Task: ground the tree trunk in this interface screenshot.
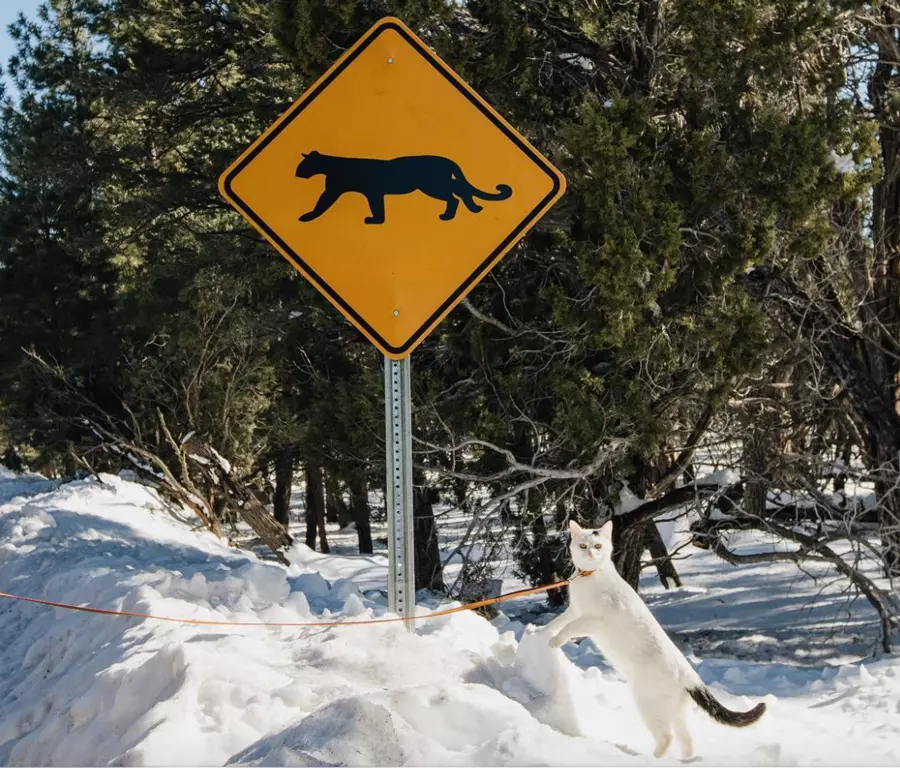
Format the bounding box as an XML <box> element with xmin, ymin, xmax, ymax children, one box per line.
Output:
<box><xmin>612</xmin><ymin>515</ymin><xmax>645</xmax><ymax>590</ymax></box>
<box><xmin>324</xmin><ymin>472</ymin><xmax>349</xmax><ymax>526</ymax></box>
<box><xmin>452</xmin><ymin>477</ymin><xmax>468</xmax><ymax>511</ymax></box>
<box><xmin>305</xmin><ymin>461</ymin><xmax>327</xmax><ymax>552</ymax></box>
<box><xmin>2</xmin><ymin>443</ymin><xmax>24</xmax><ymax>472</ymax></box>
<box><xmin>646</xmin><ymin>522</ymin><xmax>681</xmax><ymax>589</ymax></box>
<box><xmin>529</xmin><ymin>489</ymin><xmax>559</xmax><ymax>592</ymax></box>
<box><xmin>612</xmin><ymin>455</ymin><xmax>663</xmax><ymax>587</ymax></box>
<box><xmin>832</xmin><ymin>430</ymin><xmax>852</xmax><ymax>500</ymax></box>
<box><xmin>348</xmin><ymin>475</ymin><xmax>373</xmax><ymax>554</ymax></box>
<box><xmin>212</xmin><ymin>490</ymin><xmax>229</xmax><ymax>532</ymax></box>
<box><xmin>238</xmin><ymin>494</ymin><xmax>294</xmax><ymax>564</ymax></box>
<box><xmin>180</xmin><ymin>434</ymin><xmax>289</xmax><ymax>561</ymax></box>
<box><xmin>742</xmin><ymin>387</ymin><xmax>777</xmax><ymax>523</ymax></box>
<box><xmin>864</xmin><ymin>21</ymin><xmax>900</xmax><ymax>576</ymax></box>
<box><xmin>875</xmin><ymin>450</ymin><xmax>900</xmax><ymax>577</ymax></box>
<box><xmin>413</xmin><ymin>480</ymin><xmax>444</xmax><ymax>592</ymax></box>
<box><xmin>546</xmin><ymin>500</ymin><xmax>569</xmax><ymax>607</ymax></box>
<box><xmin>273</xmin><ymin>450</ymin><xmax>293</xmax><ymax>528</ymax></box>
<box><xmin>316</xmin><ymin>500</ymin><xmax>329</xmax><ymax>553</ymax></box>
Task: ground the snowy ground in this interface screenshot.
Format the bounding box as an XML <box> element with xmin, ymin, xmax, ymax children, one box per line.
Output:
<box><xmin>0</xmin><ymin>466</ymin><xmax>898</xmax><ymax>766</ymax></box>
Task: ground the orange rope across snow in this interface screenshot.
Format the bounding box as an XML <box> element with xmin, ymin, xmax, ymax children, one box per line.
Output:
<box><xmin>0</xmin><ymin>579</ymin><xmax>570</xmax><ymax>628</ymax></box>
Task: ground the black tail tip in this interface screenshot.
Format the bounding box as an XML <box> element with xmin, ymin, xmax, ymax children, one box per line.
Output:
<box><xmin>748</xmin><ymin>701</ymin><xmax>767</xmax><ymax>719</ymax></box>
<box><xmin>688</xmin><ymin>686</ymin><xmax>767</xmax><ymax>727</ymax></box>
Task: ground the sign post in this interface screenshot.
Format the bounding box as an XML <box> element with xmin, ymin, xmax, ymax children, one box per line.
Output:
<box><xmin>218</xmin><ymin>17</ymin><xmax>565</xmax><ymax>627</ymax></box>
<box><xmin>384</xmin><ymin>356</ymin><xmax>415</xmax><ymax>626</ymax></box>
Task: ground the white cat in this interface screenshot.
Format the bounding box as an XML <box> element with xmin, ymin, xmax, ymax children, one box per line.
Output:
<box><xmin>545</xmin><ymin>520</ymin><xmax>765</xmax><ymax>759</ymax></box>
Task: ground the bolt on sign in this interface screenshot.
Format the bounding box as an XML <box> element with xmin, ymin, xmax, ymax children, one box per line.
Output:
<box><xmin>218</xmin><ymin>17</ymin><xmax>565</xmax><ymax>359</ymax></box>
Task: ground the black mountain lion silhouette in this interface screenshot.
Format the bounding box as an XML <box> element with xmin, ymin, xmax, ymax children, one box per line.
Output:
<box><xmin>295</xmin><ymin>151</ymin><xmax>513</xmax><ymax>225</ymax></box>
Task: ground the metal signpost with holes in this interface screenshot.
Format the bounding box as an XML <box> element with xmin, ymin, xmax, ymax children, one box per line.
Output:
<box><xmin>218</xmin><ymin>17</ymin><xmax>565</xmax><ymax>628</ymax></box>
<box><xmin>384</xmin><ymin>358</ymin><xmax>415</xmax><ymax>625</ymax></box>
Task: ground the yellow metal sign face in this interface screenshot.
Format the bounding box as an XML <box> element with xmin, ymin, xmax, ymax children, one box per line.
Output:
<box><xmin>219</xmin><ymin>17</ymin><xmax>565</xmax><ymax>358</ymax></box>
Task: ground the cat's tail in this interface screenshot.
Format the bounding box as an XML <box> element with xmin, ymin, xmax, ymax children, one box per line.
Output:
<box><xmin>467</xmin><ymin>182</ymin><xmax>512</xmax><ymax>201</ymax></box>
<box><xmin>687</xmin><ymin>687</ymin><xmax>766</xmax><ymax>727</ymax></box>
<box><xmin>453</xmin><ymin>170</ymin><xmax>513</xmax><ymax>201</ymax></box>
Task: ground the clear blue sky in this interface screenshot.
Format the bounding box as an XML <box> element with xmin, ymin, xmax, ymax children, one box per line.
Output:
<box><xmin>0</xmin><ymin>1</ymin><xmax>42</xmax><ymax>74</ymax></box>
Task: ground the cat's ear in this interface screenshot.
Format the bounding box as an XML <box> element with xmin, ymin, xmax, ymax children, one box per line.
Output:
<box><xmin>568</xmin><ymin>519</ymin><xmax>583</xmax><ymax>536</ymax></box>
<box><xmin>301</xmin><ymin>152</ymin><xmax>309</xmax><ymax>158</ymax></box>
<box><xmin>599</xmin><ymin>519</ymin><xmax>613</xmax><ymax>539</ymax></box>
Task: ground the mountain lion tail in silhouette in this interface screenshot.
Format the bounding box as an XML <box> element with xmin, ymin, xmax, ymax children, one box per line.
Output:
<box><xmin>688</xmin><ymin>687</ymin><xmax>766</xmax><ymax>727</ymax></box>
<box><xmin>452</xmin><ymin>164</ymin><xmax>512</xmax><ymax>201</ymax></box>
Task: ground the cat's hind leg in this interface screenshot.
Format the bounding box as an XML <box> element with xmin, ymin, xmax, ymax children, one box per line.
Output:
<box><xmin>298</xmin><ymin>189</ymin><xmax>341</xmax><ymax>222</ymax></box>
<box><xmin>653</xmin><ymin>732</ymin><xmax>673</xmax><ymax>759</ymax></box>
<box><xmin>460</xmin><ymin>193</ymin><xmax>483</xmax><ymax>213</ymax></box>
<box><xmin>671</xmin><ymin>691</ymin><xmax>694</xmax><ymax>759</ymax></box>
<box><xmin>674</xmin><ymin>714</ymin><xmax>693</xmax><ymax>760</ymax></box>
<box><xmin>439</xmin><ymin>195</ymin><xmax>459</xmax><ymax>221</ymax></box>
<box><xmin>364</xmin><ymin>194</ymin><xmax>386</xmax><ymax>225</ymax></box>
<box><xmin>634</xmin><ymin>692</ymin><xmax>673</xmax><ymax>759</ymax></box>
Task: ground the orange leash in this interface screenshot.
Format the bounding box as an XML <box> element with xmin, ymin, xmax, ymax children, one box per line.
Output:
<box><xmin>0</xmin><ymin>579</ymin><xmax>570</xmax><ymax>628</ymax></box>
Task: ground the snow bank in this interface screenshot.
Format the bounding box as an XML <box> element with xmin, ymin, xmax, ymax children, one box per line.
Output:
<box><xmin>0</xmin><ymin>469</ymin><xmax>898</xmax><ymax>765</ymax></box>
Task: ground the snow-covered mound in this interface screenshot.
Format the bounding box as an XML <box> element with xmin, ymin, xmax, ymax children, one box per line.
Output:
<box><xmin>0</xmin><ymin>469</ymin><xmax>897</xmax><ymax>765</ymax></box>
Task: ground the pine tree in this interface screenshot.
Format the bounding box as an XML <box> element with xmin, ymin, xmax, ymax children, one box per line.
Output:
<box><xmin>0</xmin><ymin>0</ymin><xmax>122</xmax><ymax>470</ymax></box>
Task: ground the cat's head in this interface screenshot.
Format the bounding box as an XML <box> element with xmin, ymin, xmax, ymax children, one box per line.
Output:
<box><xmin>295</xmin><ymin>150</ymin><xmax>326</xmax><ymax>178</ymax></box>
<box><xmin>568</xmin><ymin>519</ymin><xmax>613</xmax><ymax>571</ymax></box>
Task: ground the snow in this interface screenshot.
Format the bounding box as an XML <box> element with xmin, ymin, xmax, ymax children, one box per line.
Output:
<box><xmin>829</xmin><ymin>149</ymin><xmax>856</xmax><ymax>174</ymax></box>
<box><xmin>0</xmin><ymin>468</ymin><xmax>898</xmax><ymax>765</ymax></box>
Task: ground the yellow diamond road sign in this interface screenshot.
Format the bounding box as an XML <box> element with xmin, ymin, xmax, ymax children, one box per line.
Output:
<box><xmin>219</xmin><ymin>17</ymin><xmax>566</xmax><ymax>359</ymax></box>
